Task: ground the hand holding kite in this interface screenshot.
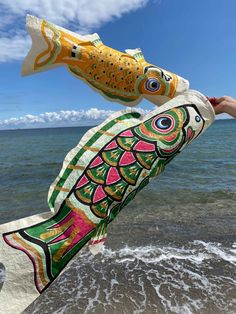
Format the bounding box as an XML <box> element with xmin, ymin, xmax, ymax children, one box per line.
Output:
<box><xmin>208</xmin><ymin>96</ymin><xmax>236</xmax><ymax>118</ymax></box>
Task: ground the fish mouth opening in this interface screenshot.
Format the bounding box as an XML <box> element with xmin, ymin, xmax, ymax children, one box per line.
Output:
<box><xmin>179</xmin><ymin>90</ymin><xmax>215</xmax><ymax>130</ymax></box>
<box><xmin>190</xmin><ymin>90</ymin><xmax>215</xmax><ymax>129</ymax></box>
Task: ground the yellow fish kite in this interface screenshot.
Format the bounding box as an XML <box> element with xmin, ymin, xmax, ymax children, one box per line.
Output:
<box><xmin>22</xmin><ymin>15</ymin><xmax>189</xmax><ymax>106</ymax></box>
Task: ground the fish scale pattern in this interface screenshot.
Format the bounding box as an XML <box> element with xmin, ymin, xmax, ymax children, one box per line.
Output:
<box><xmin>75</xmin><ymin>128</ymin><xmax>159</xmax><ymax>219</ymax></box>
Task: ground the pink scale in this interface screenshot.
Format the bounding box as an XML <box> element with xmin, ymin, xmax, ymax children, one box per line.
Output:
<box><xmin>119</xmin><ymin>130</ymin><xmax>133</xmax><ymax>137</ymax></box>
<box><xmin>104</xmin><ymin>140</ymin><xmax>118</xmax><ymax>150</ymax></box>
<box><xmin>90</xmin><ymin>156</ymin><xmax>103</xmax><ymax>168</ymax></box>
<box><xmin>119</xmin><ymin>151</ymin><xmax>136</xmax><ymax>166</ymax></box>
<box><xmin>75</xmin><ymin>174</ymin><xmax>89</xmax><ymax>189</ymax></box>
<box><xmin>106</xmin><ymin>167</ymin><xmax>121</xmax><ymax>185</ymax></box>
<box><xmin>93</xmin><ymin>185</ymin><xmax>107</xmax><ymax>203</ymax></box>
<box><xmin>133</xmin><ymin>140</ymin><xmax>155</xmax><ymax>152</ymax></box>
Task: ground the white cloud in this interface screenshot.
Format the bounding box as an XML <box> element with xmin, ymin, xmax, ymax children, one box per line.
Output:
<box><xmin>0</xmin><ymin>14</ymin><xmax>16</xmax><ymax>30</ymax></box>
<box><xmin>0</xmin><ymin>0</ymin><xmax>149</xmax><ymax>28</ymax></box>
<box><xmin>0</xmin><ymin>108</ymin><xmax>115</xmax><ymax>129</ymax></box>
<box><xmin>0</xmin><ymin>107</ymin><xmax>149</xmax><ymax>129</ymax></box>
<box><xmin>0</xmin><ymin>107</ymin><xmax>230</xmax><ymax>130</ymax></box>
<box><xmin>0</xmin><ymin>34</ymin><xmax>31</xmax><ymax>62</ymax></box>
<box><xmin>0</xmin><ymin>0</ymin><xmax>150</xmax><ymax>62</ymax></box>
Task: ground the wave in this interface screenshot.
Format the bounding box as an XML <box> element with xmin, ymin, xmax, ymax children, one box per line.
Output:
<box><xmin>26</xmin><ymin>241</ymin><xmax>236</xmax><ymax>314</ymax></box>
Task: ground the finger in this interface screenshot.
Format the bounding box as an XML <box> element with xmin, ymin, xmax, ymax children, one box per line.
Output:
<box><xmin>207</xmin><ymin>97</ymin><xmax>218</xmax><ymax>106</ymax></box>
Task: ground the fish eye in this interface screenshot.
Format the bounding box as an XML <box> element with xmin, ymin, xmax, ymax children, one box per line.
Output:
<box><xmin>152</xmin><ymin>114</ymin><xmax>175</xmax><ymax>134</ymax></box>
<box><xmin>195</xmin><ymin>115</ymin><xmax>201</xmax><ymax>122</ymax></box>
<box><xmin>145</xmin><ymin>78</ymin><xmax>160</xmax><ymax>92</ymax></box>
<box><xmin>155</xmin><ymin>117</ymin><xmax>172</xmax><ymax>130</ymax></box>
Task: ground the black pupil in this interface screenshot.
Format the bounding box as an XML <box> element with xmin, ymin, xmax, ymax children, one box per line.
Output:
<box><xmin>162</xmin><ymin>118</ymin><xmax>170</xmax><ymax>127</ymax></box>
<box><xmin>155</xmin><ymin>117</ymin><xmax>172</xmax><ymax>130</ymax></box>
<box><xmin>151</xmin><ymin>81</ymin><xmax>158</xmax><ymax>88</ymax></box>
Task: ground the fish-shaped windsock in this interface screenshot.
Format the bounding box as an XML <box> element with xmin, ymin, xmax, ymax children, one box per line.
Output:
<box><xmin>0</xmin><ymin>91</ymin><xmax>214</xmax><ymax>313</ymax></box>
<box><xmin>22</xmin><ymin>15</ymin><xmax>189</xmax><ymax>107</ymax></box>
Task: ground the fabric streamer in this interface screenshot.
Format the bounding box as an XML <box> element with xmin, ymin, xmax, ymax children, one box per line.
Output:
<box><xmin>0</xmin><ymin>90</ymin><xmax>214</xmax><ymax>313</ymax></box>
<box><xmin>22</xmin><ymin>15</ymin><xmax>189</xmax><ymax>106</ymax></box>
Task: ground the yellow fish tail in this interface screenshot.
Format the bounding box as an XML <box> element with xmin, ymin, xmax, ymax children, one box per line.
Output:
<box><xmin>22</xmin><ymin>15</ymin><xmax>89</xmax><ymax>76</ymax></box>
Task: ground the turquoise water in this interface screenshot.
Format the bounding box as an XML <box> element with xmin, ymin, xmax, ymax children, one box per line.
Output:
<box><xmin>0</xmin><ymin>120</ymin><xmax>236</xmax><ymax>313</ymax></box>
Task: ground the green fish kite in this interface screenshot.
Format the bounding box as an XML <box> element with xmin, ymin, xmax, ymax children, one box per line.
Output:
<box><xmin>0</xmin><ymin>91</ymin><xmax>215</xmax><ymax>313</ymax></box>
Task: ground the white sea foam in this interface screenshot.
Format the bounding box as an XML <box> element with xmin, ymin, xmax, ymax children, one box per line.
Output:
<box><xmin>79</xmin><ymin>241</ymin><xmax>236</xmax><ymax>314</ymax></box>
<box><xmin>26</xmin><ymin>241</ymin><xmax>236</xmax><ymax>314</ymax></box>
<box><xmin>103</xmin><ymin>243</ymin><xmax>212</xmax><ymax>265</ymax></box>
<box><xmin>193</xmin><ymin>240</ymin><xmax>236</xmax><ymax>265</ymax></box>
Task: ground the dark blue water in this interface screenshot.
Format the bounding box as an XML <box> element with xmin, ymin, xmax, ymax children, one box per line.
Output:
<box><xmin>0</xmin><ymin>120</ymin><xmax>235</xmax><ymax>314</ymax></box>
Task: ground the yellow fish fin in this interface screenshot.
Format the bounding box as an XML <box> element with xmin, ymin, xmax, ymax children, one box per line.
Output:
<box><xmin>80</xmin><ymin>33</ymin><xmax>103</xmax><ymax>47</ymax></box>
<box><xmin>125</xmin><ymin>48</ymin><xmax>146</xmax><ymax>61</ymax></box>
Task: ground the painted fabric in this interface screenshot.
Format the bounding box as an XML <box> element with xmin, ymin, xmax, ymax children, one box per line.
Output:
<box><xmin>0</xmin><ymin>91</ymin><xmax>215</xmax><ymax>313</ymax></box>
<box><xmin>22</xmin><ymin>15</ymin><xmax>189</xmax><ymax>107</ymax></box>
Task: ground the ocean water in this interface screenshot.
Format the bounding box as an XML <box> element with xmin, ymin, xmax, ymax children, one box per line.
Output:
<box><xmin>0</xmin><ymin>120</ymin><xmax>235</xmax><ymax>314</ymax></box>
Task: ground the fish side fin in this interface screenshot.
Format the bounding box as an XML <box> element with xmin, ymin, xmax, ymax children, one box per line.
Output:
<box><xmin>125</xmin><ymin>48</ymin><xmax>145</xmax><ymax>61</ymax></box>
<box><xmin>84</xmin><ymin>33</ymin><xmax>103</xmax><ymax>47</ymax></box>
<box><xmin>89</xmin><ymin>221</ymin><xmax>108</xmax><ymax>255</ymax></box>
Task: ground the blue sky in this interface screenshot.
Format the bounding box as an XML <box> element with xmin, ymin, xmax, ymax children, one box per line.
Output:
<box><xmin>0</xmin><ymin>0</ymin><xmax>235</xmax><ymax>129</ymax></box>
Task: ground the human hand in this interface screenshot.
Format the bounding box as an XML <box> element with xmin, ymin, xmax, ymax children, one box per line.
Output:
<box><xmin>208</xmin><ymin>96</ymin><xmax>236</xmax><ymax>118</ymax></box>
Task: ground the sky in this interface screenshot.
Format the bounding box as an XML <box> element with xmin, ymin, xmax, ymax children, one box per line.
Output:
<box><xmin>0</xmin><ymin>0</ymin><xmax>235</xmax><ymax>129</ymax></box>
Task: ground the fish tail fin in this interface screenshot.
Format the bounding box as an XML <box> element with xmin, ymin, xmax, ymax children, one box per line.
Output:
<box><xmin>22</xmin><ymin>15</ymin><xmax>63</xmax><ymax>76</ymax></box>
<box><xmin>0</xmin><ymin>201</ymin><xmax>98</xmax><ymax>312</ymax></box>
<box><xmin>0</xmin><ymin>212</ymin><xmax>52</xmax><ymax>313</ymax></box>
<box><xmin>22</xmin><ymin>15</ymin><xmax>85</xmax><ymax>76</ymax></box>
